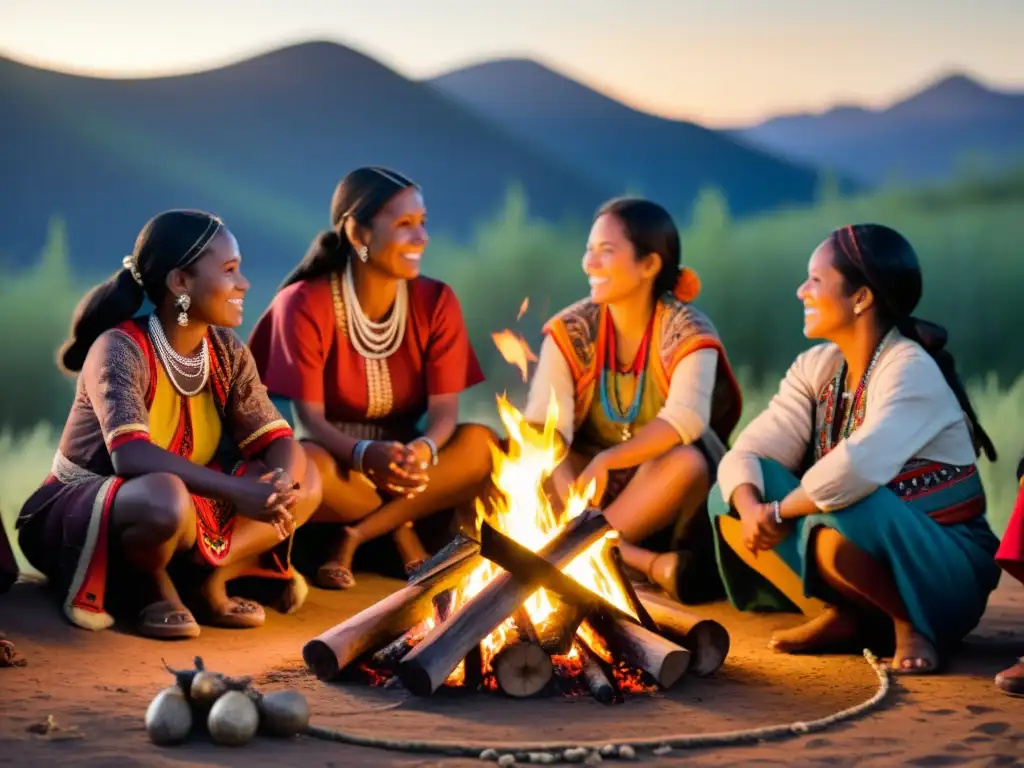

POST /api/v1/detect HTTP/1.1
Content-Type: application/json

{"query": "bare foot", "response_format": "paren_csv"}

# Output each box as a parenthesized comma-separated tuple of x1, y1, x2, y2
(769, 607, 860, 654)
(890, 624, 939, 674)
(198, 571, 265, 628)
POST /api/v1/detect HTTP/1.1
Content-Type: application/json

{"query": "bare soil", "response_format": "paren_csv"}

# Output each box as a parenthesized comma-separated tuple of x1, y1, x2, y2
(1, 575, 1022, 767)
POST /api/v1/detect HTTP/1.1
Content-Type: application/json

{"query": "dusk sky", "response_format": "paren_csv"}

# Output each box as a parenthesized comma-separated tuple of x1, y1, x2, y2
(2, 0, 1022, 125)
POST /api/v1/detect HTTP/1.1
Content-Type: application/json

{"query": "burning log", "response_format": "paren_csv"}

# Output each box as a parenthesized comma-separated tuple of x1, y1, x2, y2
(535, 601, 585, 655)
(303, 541, 483, 681)
(492, 640, 553, 698)
(585, 613, 691, 690)
(576, 639, 616, 704)
(396, 511, 611, 696)
(633, 584, 731, 677)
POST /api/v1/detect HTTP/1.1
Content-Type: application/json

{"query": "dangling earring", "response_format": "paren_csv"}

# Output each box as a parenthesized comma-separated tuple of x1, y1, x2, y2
(176, 294, 191, 327)
(356, 245, 369, 263)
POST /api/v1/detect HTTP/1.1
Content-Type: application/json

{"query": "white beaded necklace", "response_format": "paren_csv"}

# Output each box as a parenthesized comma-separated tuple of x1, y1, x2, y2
(341, 258, 407, 360)
(148, 313, 209, 397)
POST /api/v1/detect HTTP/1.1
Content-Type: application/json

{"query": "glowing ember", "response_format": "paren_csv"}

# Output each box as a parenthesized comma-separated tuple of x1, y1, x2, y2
(491, 329, 537, 382)
(516, 296, 530, 321)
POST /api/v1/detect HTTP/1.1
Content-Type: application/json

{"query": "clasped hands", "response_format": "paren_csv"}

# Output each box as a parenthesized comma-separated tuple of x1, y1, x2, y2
(234, 466, 303, 541)
(361, 439, 433, 499)
(737, 498, 791, 554)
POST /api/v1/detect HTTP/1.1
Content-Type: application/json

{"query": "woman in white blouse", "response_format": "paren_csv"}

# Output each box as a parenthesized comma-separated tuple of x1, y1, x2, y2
(523, 197, 743, 602)
(711, 223, 1001, 674)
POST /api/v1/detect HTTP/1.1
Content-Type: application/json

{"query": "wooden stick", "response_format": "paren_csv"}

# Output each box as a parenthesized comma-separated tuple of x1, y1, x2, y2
(575, 638, 616, 704)
(608, 546, 658, 631)
(586, 612, 691, 690)
(633, 584, 731, 677)
(396, 511, 610, 696)
(535, 601, 585, 656)
(303, 547, 483, 681)
(492, 640, 553, 698)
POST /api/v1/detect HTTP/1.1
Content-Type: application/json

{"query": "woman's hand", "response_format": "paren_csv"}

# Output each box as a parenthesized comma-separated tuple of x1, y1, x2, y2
(740, 502, 790, 553)
(361, 441, 429, 498)
(230, 474, 298, 540)
(575, 454, 611, 507)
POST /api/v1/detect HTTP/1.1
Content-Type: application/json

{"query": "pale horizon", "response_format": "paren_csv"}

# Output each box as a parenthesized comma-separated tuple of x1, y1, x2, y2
(2, 0, 1023, 126)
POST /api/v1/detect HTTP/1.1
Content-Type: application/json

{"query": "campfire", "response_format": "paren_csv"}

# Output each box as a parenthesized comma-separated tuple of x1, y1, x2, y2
(303, 394, 730, 703)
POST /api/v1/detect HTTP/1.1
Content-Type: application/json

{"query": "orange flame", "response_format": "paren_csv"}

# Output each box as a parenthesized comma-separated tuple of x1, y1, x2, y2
(448, 393, 636, 672)
(491, 329, 537, 382)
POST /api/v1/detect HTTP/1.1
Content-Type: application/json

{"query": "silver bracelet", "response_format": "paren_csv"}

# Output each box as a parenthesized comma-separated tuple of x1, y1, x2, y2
(351, 440, 372, 473)
(771, 500, 783, 525)
(412, 436, 439, 466)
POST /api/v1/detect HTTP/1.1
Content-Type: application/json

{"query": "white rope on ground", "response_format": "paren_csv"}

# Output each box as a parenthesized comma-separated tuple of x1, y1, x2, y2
(304, 648, 891, 763)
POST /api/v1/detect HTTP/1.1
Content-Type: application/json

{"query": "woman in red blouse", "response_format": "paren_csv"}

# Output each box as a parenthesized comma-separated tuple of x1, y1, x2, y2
(249, 167, 496, 589)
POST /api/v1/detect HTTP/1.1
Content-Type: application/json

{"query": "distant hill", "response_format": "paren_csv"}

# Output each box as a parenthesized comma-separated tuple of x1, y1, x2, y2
(732, 73, 1024, 183)
(0, 42, 611, 284)
(426, 58, 835, 219)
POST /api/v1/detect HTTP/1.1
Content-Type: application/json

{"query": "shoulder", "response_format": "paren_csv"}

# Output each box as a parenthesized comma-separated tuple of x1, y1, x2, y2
(208, 326, 258, 380)
(872, 333, 952, 399)
(544, 297, 600, 335)
(83, 323, 149, 377)
(409, 275, 457, 312)
(275, 275, 333, 313)
(658, 296, 720, 342)
(786, 342, 842, 396)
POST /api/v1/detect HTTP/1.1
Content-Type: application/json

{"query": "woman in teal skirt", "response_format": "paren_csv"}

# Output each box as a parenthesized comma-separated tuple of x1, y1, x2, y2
(710, 224, 1002, 674)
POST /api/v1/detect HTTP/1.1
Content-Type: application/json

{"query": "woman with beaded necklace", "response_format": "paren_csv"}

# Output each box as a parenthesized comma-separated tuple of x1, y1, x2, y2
(710, 224, 1001, 674)
(522, 197, 744, 603)
(249, 166, 495, 590)
(16, 210, 322, 639)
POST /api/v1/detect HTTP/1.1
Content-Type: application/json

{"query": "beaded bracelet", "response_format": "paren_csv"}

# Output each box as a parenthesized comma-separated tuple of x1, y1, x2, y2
(351, 440, 372, 473)
(411, 436, 439, 466)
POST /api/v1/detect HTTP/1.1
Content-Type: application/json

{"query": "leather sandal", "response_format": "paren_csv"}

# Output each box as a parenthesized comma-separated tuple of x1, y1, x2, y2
(202, 597, 266, 629)
(317, 563, 356, 590)
(137, 600, 201, 640)
(995, 657, 1024, 696)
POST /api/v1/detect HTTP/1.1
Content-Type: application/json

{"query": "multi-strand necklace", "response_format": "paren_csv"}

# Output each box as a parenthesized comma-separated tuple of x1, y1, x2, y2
(331, 260, 408, 420)
(598, 310, 654, 441)
(148, 313, 209, 397)
(823, 334, 888, 453)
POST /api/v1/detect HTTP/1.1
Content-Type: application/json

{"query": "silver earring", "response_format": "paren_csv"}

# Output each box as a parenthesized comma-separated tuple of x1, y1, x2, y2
(854, 305, 862, 316)
(357, 245, 369, 263)
(176, 293, 191, 327)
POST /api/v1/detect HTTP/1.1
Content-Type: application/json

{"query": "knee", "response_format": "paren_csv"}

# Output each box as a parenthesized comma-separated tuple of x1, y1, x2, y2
(302, 441, 337, 479)
(451, 423, 499, 478)
(297, 456, 324, 521)
(135, 473, 192, 542)
(658, 444, 710, 487)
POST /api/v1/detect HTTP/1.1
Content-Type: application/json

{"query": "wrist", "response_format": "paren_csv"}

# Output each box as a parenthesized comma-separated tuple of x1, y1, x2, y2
(351, 440, 373, 473)
(411, 436, 439, 466)
(769, 500, 783, 525)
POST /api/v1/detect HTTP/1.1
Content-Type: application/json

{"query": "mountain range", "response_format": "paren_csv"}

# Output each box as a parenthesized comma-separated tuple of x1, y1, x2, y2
(3, 40, 1020, 285)
(730, 73, 1024, 183)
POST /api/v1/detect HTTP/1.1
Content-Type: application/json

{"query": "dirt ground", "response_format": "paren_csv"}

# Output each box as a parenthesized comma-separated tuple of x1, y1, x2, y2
(1, 574, 1022, 767)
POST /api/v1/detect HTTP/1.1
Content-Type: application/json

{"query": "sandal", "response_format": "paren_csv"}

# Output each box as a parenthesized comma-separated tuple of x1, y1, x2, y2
(889, 631, 940, 675)
(995, 658, 1024, 696)
(317, 563, 356, 590)
(203, 597, 266, 629)
(138, 600, 201, 640)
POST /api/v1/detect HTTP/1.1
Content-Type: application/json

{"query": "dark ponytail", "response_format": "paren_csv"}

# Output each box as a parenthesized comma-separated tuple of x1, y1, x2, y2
(279, 230, 351, 289)
(279, 166, 416, 290)
(56, 209, 224, 374)
(831, 224, 996, 461)
(58, 268, 146, 373)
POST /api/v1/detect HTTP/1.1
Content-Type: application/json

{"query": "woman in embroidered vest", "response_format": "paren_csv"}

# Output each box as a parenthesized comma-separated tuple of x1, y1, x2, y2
(15, 210, 321, 640)
(711, 223, 1001, 674)
(522, 198, 743, 602)
(993, 455, 1024, 695)
(248, 166, 495, 591)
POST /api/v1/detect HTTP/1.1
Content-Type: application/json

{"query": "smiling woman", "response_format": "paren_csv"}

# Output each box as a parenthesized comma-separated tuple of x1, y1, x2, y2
(522, 197, 744, 604)
(14, 210, 321, 640)
(248, 167, 497, 591)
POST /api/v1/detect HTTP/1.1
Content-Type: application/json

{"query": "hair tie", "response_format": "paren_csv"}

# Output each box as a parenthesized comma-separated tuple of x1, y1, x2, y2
(673, 266, 701, 302)
(121, 254, 143, 286)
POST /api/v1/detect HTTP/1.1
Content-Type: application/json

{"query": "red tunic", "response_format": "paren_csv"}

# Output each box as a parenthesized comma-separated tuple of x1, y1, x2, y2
(248, 274, 485, 435)
(996, 471, 1024, 585)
